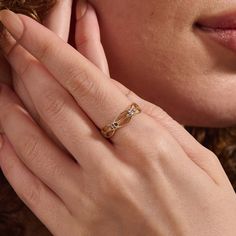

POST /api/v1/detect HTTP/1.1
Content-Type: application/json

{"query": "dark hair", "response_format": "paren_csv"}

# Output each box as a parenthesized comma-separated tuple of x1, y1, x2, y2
(0, 1, 235, 235)
(186, 127, 236, 189)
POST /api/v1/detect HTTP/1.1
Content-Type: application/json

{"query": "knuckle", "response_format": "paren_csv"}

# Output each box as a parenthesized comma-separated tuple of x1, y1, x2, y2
(146, 103, 170, 122)
(101, 168, 137, 201)
(76, 37, 90, 49)
(21, 181, 42, 207)
(99, 172, 120, 200)
(0, 154, 15, 178)
(102, 180, 120, 199)
(1, 104, 21, 124)
(19, 59, 36, 78)
(149, 134, 173, 165)
(38, 40, 54, 62)
(101, 170, 143, 213)
(64, 69, 93, 100)
(153, 134, 172, 156)
(47, 162, 65, 180)
(64, 69, 106, 105)
(20, 134, 41, 164)
(138, 131, 172, 165)
(205, 149, 222, 165)
(41, 89, 66, 120)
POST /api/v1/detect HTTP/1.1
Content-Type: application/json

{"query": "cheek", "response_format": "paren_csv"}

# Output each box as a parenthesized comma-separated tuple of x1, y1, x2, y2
(92, 0, 236, 126)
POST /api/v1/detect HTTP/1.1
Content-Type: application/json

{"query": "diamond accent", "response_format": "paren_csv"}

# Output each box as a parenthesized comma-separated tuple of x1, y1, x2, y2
(101, 103, 141, 138)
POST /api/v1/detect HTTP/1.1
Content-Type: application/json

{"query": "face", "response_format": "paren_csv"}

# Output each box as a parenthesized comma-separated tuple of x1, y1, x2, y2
(90, 0, 236, 127)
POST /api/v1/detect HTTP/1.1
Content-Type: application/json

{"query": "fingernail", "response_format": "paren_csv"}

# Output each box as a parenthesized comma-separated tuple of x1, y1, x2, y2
(0, 10, 24, 40)
(77, 0, 88, 20)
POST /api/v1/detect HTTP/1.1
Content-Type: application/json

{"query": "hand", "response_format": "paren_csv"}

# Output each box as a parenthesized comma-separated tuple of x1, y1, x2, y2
(0, 2, 236, 236)
(0, 0, 72, 135)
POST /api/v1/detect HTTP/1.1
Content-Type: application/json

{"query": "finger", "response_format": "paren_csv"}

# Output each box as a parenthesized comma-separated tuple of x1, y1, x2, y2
(0, 10, 203, 179)
(7, 30, 38, 130)
(0, 11, 217, 183)
(0, 34, 114, 170)
(1, 11, 229, 185)
(75, 0, 109, 75)
(7, 27, 65, 151)
(0, 53, 11, 86)
(0, 135, 72, 236)
(0, 55, 10, 133)
(12, 71, 38, 122)
(111, 79, 231, 185)
(12, 69, 67, 153)
(0, 10, 145, 146)
(13, 0, 73, 139)
(73, 0, 233, 186)
(0, 84, 81, 203)
(43, 0, 73, 42)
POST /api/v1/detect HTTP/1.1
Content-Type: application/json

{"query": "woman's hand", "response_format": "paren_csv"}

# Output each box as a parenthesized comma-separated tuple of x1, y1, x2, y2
(0, 2, 236, 235)
(0, 0, 72, 135)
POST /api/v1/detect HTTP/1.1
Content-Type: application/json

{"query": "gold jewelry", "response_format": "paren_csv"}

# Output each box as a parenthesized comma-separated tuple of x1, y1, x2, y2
(101, 103, 141, 139)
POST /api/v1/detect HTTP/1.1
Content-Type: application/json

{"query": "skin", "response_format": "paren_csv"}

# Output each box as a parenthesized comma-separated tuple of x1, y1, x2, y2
(1, 0, 236, 127)
(0, 0, 73, 137)
(89, 0, 236, 127)
(0, 1, 236, 235)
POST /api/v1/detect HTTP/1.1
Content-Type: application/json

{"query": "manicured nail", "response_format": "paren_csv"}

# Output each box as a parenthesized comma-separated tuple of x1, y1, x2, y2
(0, 10, 24, 40)
(77, 0, 88, 20)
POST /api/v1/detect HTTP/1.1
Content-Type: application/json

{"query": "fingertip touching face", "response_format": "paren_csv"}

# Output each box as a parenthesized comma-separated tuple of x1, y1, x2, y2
(90, 0, 236, 127)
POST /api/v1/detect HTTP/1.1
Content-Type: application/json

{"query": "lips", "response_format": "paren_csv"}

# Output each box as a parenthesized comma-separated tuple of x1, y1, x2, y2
(196, 11, 236, 53)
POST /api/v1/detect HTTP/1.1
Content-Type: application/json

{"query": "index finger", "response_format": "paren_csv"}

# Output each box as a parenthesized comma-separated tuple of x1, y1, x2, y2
(0, 10, 200, 177)
(0, 9, 143, 144)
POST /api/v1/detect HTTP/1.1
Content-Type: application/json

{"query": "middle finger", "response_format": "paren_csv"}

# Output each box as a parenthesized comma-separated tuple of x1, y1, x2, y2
(0, 84, 80, 203)
(0, 36, 114, 170)
(0, 10, 148, 146)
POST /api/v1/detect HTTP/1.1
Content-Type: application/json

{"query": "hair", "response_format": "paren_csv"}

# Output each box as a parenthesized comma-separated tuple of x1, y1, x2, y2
(0, 0, 235, 235)
(0, 0, 56, 22)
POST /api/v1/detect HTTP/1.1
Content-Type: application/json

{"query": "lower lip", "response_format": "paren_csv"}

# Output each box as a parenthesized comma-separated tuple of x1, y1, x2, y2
(197, 25, 236, 53)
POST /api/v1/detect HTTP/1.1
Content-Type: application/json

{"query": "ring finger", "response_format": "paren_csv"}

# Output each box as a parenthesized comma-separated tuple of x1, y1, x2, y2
(0, 135, 73, 236)
(0, 18, 118, 172)
(0, 8, 191, 175)
(0, 84, 82, 206)
(0, 9, 150, 148)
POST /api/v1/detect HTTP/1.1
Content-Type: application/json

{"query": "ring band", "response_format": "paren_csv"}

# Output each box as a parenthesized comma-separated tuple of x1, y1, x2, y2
(101, 103, 142, 139)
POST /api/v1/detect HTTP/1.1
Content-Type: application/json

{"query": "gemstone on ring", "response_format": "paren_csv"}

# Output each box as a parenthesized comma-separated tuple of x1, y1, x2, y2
(100, 103, 142, 139)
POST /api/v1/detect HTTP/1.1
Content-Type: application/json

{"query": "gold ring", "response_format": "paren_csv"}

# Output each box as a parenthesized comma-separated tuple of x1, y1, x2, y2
(100, 103, 142, 139)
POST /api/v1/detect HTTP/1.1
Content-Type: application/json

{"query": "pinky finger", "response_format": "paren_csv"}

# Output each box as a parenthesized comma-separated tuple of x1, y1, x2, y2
(0, 135, 73, 236)
(43, 0, 73, 42)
